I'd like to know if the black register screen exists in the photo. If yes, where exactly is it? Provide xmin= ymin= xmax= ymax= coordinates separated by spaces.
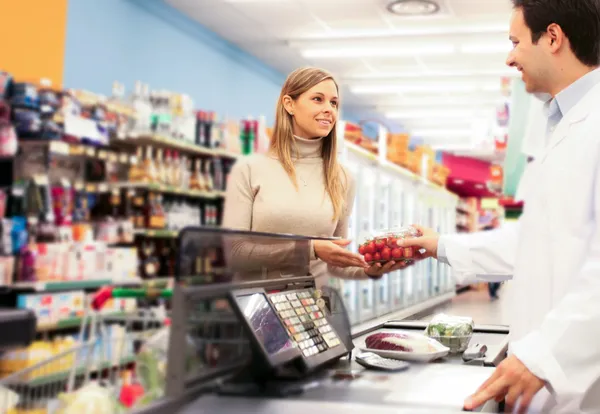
xmin=237 ymin=293 xmax=294 ymax=357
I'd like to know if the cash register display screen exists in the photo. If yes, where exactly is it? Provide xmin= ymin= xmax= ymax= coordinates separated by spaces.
xmin=237 ymin=293 xmax=294 ymax=357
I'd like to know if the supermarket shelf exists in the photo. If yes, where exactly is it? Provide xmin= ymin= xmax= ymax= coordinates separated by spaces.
xmin=11 ymin=278 xmax=144 ymax=292
xmin=134 ymin=228 xmax=179 ymax=238
xmin=119 ymin=134 xmax=239 ymax=159
xmin=120 ymin=182 xmax=225 ymax=199
xmin=19 ymin=140 xmax=137 ymax=165
xmin=22 ymin=355 xmax=136 ymax=387
xmin=36 ymin=312 xmax=128 ymax=332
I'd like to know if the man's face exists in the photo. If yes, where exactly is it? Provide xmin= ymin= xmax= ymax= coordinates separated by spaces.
xmin=506 ymin=8 xmax=550 ymax=94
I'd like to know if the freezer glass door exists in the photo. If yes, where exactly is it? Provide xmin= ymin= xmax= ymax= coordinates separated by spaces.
xmin=356 ymin=161 xmax=376 ymax=322
xmin=390 ymin=179 xmax=404 ymax=309
xmin=403 ymin=190 xmax=415 ymax=306
xmin=375 ymin=172 xmax=391 ymax=316
xmin=341 ymin=157 xmax=360 ymax=322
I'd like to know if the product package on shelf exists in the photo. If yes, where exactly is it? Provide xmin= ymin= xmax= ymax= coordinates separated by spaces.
xmin=15 ymin=241 xmax=139 ymax=284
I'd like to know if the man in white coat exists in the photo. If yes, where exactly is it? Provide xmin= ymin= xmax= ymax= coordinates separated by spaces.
xmin=400 ymin=0 xmax=600 ymax=412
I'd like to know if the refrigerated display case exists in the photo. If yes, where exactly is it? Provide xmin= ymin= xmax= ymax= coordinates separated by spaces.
xmin=355 ymin=156 xmax=377 ymax=322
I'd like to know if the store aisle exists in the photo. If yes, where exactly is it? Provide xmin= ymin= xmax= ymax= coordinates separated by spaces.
xmin=421 ymin=284 xmax=511 ymax=325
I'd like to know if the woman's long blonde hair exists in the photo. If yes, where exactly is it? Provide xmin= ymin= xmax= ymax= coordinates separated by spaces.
xmin=270 ymin=67 xmax=346 ymax=221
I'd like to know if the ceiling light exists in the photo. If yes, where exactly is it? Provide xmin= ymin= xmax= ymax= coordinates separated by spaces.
xmin=387 ymin=0 xmax=440 ymax=16
xmin=386 ymin=109 xmax=481 ymax=119
xmin=351 ymin=82 xmax=499 ymax=95
xmin=301 ymin=45 xmax=454 ymax=59
xmin=344 ymin=68 xmax=520 ymax=80
xmin=460 ymin=42 xmax=513 ymax=54
xmin=376 ymin=95 xmax=507 ymax=108
xmin=411 ymin=128 xmax=472 ymax=138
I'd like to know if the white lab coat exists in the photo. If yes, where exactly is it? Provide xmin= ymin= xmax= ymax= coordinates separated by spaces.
xmin=440 ymin=81 xmax=600 ymax=413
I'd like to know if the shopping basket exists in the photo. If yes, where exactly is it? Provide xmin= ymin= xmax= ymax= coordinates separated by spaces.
xmin=0 ymin=285 xmax=172 ymax=414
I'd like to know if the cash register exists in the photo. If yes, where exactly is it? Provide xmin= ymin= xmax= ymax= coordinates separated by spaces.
xmin=228 ymin=286 xmax=348 ymax=378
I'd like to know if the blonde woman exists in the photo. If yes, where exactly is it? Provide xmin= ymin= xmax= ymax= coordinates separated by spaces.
xmin=223 ymin=67 xmax=405 ymax=288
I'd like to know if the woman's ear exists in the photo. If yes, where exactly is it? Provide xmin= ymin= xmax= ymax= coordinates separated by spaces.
xmin=282 ymin=95 xmax=295 ymax=116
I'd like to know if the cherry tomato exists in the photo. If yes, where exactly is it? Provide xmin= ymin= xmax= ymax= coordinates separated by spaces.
xmin=375 ymin=240 xmax=385 ymax=251
xmin=365 ymin=241 xmax=376 ymax=254
xmin=391 ymin=248 xmax=403 ymax=259
xmin=364 ymin=253 xmax=373 ymax=263
xmin=387 ymin=237 xmax=397 ymax=248
xmin=403 ymin=247 xmax=414 ymax=258
xmin=358 ymin=245 xmax=366 ymax=255
xmin=381 ymin=247 xmax=391 ymax=261
xmin=374 ymin=252 xmax=382 ymax=261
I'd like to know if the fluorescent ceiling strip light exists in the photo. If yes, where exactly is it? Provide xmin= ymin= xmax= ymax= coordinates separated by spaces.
xmin=460 ymin=42 xmax=513 ymax=54
xmin=351 ymin=82 xmax=498 ymax=94
xmin=301 ymin=45 xmax=455 ymax=59
xmin=344 ymin=68 xmax=520 ymax=80
xmin=377 ymin=96 xmax=507 ymax=107
xmin=298 ymin=41 xmax=511 ymax=59
xmin=289 ymin=23 xmax=509 ymax=40
xmin=411 ymin=129 xmax=472 ymax=138
xmin=380 ymin=104 xmax=500 ymax=112
xmin=386 ymin=109 xmax=481 ymax=119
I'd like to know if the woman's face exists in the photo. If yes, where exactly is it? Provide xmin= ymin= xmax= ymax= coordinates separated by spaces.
xmin=284 ymin=79 xmax=339 ymax=139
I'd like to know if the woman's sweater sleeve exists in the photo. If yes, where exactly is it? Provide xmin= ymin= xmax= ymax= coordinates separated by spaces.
xmin=221 ymin=158 xmax=312 ymax=274
xmin=325 ymin=168 xmax=369 ymax=280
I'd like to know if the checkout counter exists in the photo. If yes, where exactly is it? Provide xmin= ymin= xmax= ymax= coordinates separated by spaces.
xmin=139 ymin=228 xmax=510 ymax=414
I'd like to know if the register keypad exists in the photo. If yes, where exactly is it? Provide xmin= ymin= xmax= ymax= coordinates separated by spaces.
xmin=269 ymin=289 xmax=341 ymax=357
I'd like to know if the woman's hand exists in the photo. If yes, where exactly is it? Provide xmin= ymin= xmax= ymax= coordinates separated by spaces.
xmin=364 ymin=261 xmax=409 ymax=279
xmin=314 ymin=239 xmax=369 ymax=268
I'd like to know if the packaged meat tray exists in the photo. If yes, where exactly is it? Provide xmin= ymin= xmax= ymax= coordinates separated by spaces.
xmin=361 ymin=330 xmax=449 ymax=362
xmin=358 ymin=226 xmax=422 ymax=265
xmin=424 ymin=313 xmax=474 ymax=354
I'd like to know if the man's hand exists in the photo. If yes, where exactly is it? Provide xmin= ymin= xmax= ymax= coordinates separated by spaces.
xmin=464 ymin=355 xmax=545 ymax=413
xmin=396 ymin=225 xmax=440 ymax=260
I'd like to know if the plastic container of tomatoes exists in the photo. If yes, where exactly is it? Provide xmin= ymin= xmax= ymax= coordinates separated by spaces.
xmin=358 ymin=226 xmax=422 ymax=265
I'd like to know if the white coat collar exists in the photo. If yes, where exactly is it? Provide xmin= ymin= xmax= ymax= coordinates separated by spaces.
xmin=539 ymin=81 xmax=600 ymax=162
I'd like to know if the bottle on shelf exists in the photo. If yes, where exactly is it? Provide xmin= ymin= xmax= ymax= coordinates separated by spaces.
xmin=146 ymin=193 xmax=166 ymax=229
xmin=190 ymin=159 xmax=205 ymax=191
xmin=163 ymin=149 xmax=173 ymax=186
xmin=130 ymin=81 xmax=152 ymax=137
xmin=240 ymin=119 xmax=255 ymax=155
xmin=142 ymin=146 xmax=158 ymax=183
xmin=213 ymin=158 xmax=224 ymax=191
xmin=171 ymin=151 xmax=180 ymax=187
xmin=129 ymin=147 xmax=144 ymax=182
xmin=195 ymin=111 xmax=206 ymax=147
xmin=203 ymin=159 xmax=214 ymax=191
xmin=204 ymin=111 xmax=215 ymax=148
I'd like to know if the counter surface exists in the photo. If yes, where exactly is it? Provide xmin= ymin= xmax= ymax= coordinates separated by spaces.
xmin=179 ymin=323 xmax=508 ymax=414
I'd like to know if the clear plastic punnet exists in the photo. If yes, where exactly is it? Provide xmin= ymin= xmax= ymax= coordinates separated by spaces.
xmin=357 ymin=226 xmax=422 ymax=265
xmin=424 ymin=313 xmax=474 ymax=354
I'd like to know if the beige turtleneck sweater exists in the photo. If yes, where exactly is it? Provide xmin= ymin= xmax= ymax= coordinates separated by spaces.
xmin=222 ymin=136 xmax=368 ymax=288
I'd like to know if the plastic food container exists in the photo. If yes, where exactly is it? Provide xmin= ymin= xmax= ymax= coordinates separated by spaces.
xmin=357 ymin=226 xmax=422 ymax=265
xmin=424 ymin=313 xmax=474 ymax=354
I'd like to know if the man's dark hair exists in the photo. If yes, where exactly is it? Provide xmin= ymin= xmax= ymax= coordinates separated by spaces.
xmin=512 ymin=0 xmax=600 ymax=66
